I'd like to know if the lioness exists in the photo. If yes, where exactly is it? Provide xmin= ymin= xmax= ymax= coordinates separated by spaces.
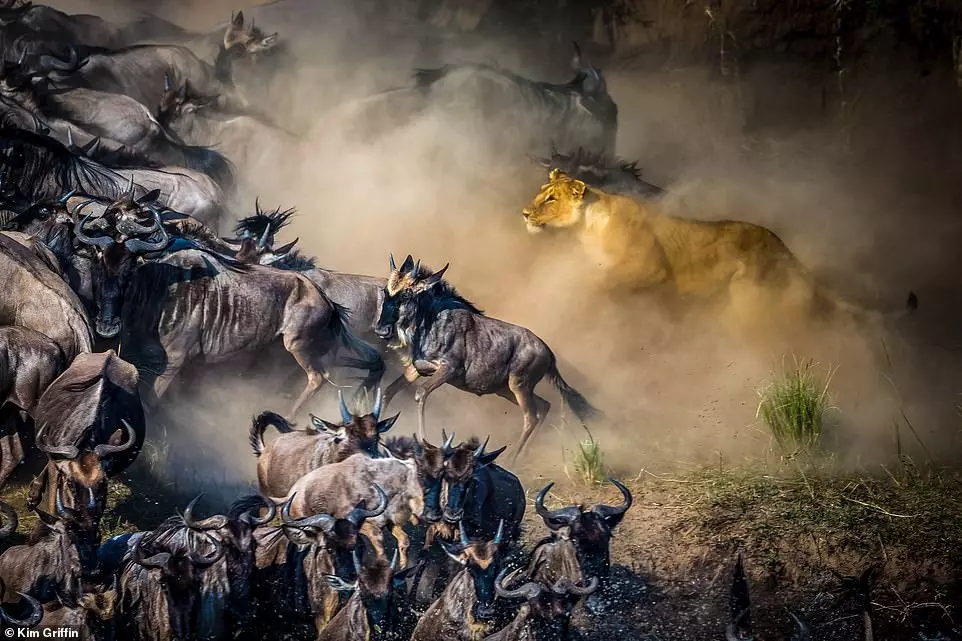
xmin=521 ymin=169 xmax=916 ymax=321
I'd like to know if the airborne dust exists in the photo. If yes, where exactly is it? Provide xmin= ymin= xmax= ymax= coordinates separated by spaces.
xmin=45 ymin=0 xmax=962 ymax=501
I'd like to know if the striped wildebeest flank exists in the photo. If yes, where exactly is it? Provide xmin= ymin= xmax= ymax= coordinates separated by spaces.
xmin=374 ymin=255 xmax=600 ymax=463
xmin=338 ymin=42 xmax=617 ymax=159
xmin=250 ymin=387 xmax=399 ymax=498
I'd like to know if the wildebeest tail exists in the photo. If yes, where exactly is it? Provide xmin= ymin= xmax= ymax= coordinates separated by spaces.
xmin=180 ymin=144 xmax=236 ymax=191
xmin=327 ymin=299 xmax=385 ymax=383
xmin=546 ymin=354 xmax=600 ymax=424
xmin=249 ymin=411 xmax=294 ymax=458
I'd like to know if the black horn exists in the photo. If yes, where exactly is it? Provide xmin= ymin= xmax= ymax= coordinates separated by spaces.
xmin=338 ymin=390 xmax=352 ymax=425
xmin=280 ymin=494 xmax=336 ymax=533
xmin=0 ymin=590 xmax=43 ymax=628
xmin=188 ymin=533 xmax=226 ymax=568
xmin=495 ymin=568 xmax=543 ymax=600
xmin=593 ymin=478 xmax=633 ymax=525
xmin=73 ymin=213 xmax=115 ymax=249
xmin=93 ymin=420 xmax=138 ymax=459
xmin=183 ymin=495 xmax=229 ymax=531
xmin=534 ymin=482 xmax=581 ymax=531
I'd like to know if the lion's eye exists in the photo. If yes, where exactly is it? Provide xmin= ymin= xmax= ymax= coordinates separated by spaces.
xmin=544 ymin=196 xmax=556 ymax=204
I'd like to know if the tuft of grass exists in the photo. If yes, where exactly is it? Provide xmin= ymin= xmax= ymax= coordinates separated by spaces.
xmin=756 ymin=356 xmax=837 ymax=456
xmin=573 ymin=436 xmax=606 ymax=486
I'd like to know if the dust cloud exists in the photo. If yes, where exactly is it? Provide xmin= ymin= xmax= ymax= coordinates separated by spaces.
xmin=47 ymin=0 xmax=962 ymax=501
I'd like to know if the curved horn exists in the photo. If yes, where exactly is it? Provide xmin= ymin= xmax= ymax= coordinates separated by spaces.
xmin=353 ymin=547 xmax=362 ymax=576
xmin=592 ymin=478 xmax=633 ymax=522
xmin=40 ymin=46 xmax=77 ymax=71
xmin=534 ymin=482 xmax=580 ymax=531
xmin=188 ymin=533 xmax=226 ymax=568
xmin=495 ymin=568 xmax=543 ymax=600
xmin=80 ymin=137 xmax=100 ymax=156
xmin=567 ymin=576 xmax=600 ymax=596
xmin=390 ymin=548 xmax=398 ymax=572
xmin=493 ymin=519 xmax=504 ymax=545
xmin=17 ymin=49 xmax=25 ymax=66
xmin=117 ymin=214 xmax=161 ymax=237
xmin=360 ymin=484 xmax=388 ymax=519
xmin=0 ymin=591 xmax=43 ymax=628
xmin=73 ymin=213 xmax=115 ymax=249
xmin=0 ymin=500 xmax=18 ymax=538
xmin=93 ymin=420 xmax=138 ymax=459
xmin=389 ymin=253 xmax=396 ymax=272
xmin=163 ymin=73 xmax=171 ymax=92
xmin=125 ymin=211 xmax=169 ymax=254
xmin=183 ymin=495 xmax=229 ymax=531
xmin=66 ymin=128 xmax=74 ymax=148
xmin=460 ymin=520 xmax=469 ymax=547
xmin=474 ymin=436 xmax=490 ymax=459
xmin=57 ymin=189 xmax=76 ymax=205
xmin=441 ymin=431 xmax=455 ymax=453
xmin=131 ymin=536 xmax=171 ymax=571
xmin=280 ymin=494 xmax=336 ymax=533
xmin=87 ymin=487 xmax=96 ymax=511
xmin=371 ymin=386 xmax=382 ymax=419
xmin=246 ymin=496 xmax=277 ymax=526
xmin=257 ymin=222 xmax=270 ymax=249
xmin=338 ymin=390 xmax=352 ymax=425
xmin=124 ymin=174 xmax=135 ymax=199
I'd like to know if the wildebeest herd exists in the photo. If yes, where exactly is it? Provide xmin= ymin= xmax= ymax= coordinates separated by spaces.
xmin=0 ymin=1 xmax=912 ymax=639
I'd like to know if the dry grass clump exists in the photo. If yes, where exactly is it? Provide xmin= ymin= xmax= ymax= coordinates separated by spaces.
xmin=756 ymin=356 xmax=837 ymax=456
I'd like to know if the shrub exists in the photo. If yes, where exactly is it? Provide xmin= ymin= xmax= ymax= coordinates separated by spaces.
xmin=756 ymin=356 xmax=836 ymax=455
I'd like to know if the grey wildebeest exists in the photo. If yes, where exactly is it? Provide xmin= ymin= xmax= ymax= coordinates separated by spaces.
xmin=410 ymin=521 xmax=507 ymax=641
xmin=483 ymin=570 xmax=599 ymax=641
xmin=319 ymin=549 xmax=412 ymax=641
xmin=0 ymin=487 xmax=100 ymax=605
xmin=374 ymin=255 xmax=599 ymax=462
xmin=28 ymin=349 xmax=144 ymax=522
xmin=528 ymin=147 xmax=667 ymax=200
xmin=38 ymin=579 xmax=118 ymax=641
xmin=0 ymin=227 xmax=92 ymax=361
xmin=115 ymin=525 xmax=225 ymax=641
xmin=0 ymin=326 xmax=65 ymax=487
xmin=530 ymin=479 xmax=632 ymax=613
xmin=339 ymin=42 xmax=616 ymax=158
xmin=249 ymin=491 xmax=386 ymax=637
xmin=278 ymin=452 xmax=425 ymax=568
xmin=103 ymin=246 xmax=383 ymax=412
xmin=250 ymin=387 xmax=399 ymax=498
xmin=0 ymin=124 xmax=227 ymax=226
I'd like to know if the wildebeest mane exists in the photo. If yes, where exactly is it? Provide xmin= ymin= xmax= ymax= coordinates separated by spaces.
xmin=232 ymin=204 xmax=295 ymax=239
xmin=266 ymin=249 xmax=315 ymax=271
xmin=411 ymin=263 xmax=483 ymax=315
xmin=542 ymin=146 xmax=665 ymax=198
xmin=0 ymin=124 xmax=121 ymax=200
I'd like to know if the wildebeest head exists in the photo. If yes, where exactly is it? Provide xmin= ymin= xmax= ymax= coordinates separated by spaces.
xmin=442 ymin=436 xmax=507 ymax=524
xmin=230 ymin=199 xmax=297 ymax=264
xmin=375 ymin=253 xmax=454 ymax=342
xmin=0 ymin=578 xmax=43 ymax=630
xmin=0 ymin=53 xmax=47 ymax=95
xmin=495 ymin=568 xmax=599 ymax=638
xmin=385 ymin=432 xmax=455 ymax=523
xmin=0 ymin=499 xmax=17 ymax=538
xmin=534 ymin=478 xmax=632 ymax=580
xmin=327 ymin=548 xmax=411 ymax=638
xmin=438 ymin=519 xmax=505 ymax=622
xmin=72 ymin=183 xmax=169 ymax=338
xmin=224 ymin=11 xmax=279 ymax=58
xmin=31 ymin=486 xmax=100 ymax=580
xmin=157 ymin=75 xmax=217 ymax=128
xmin=310 ymin=388 xmax=399 ymax=459
xmin=281 ymin=486 xmax=387 ymax=579
xmin=129 ymin=530 xmax=225 ymax=641
xmin=570 ymin=42 xmax=607 ymax=100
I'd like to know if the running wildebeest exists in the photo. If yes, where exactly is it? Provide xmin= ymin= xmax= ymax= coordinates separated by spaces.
xmin=0 ymin=227 xmax=92 ymax=361
xmin=319 ymin=549 xmax=411 ymax=641
xmin=250 ymin=388 xmax=399 ymax=498
xmin=0 ymin=326 xmax=65 ymax=488
xmin=278 ymin=453 xmax=424 ymax=568
xmin=530 ymin=479 xmax=632 ymax=613
xmin=105 ymin=246 xmax=382 ymax=412
xmin=484 ymin=569 xmax=599 ymax=641
xmin=338 ymin=42 xmax=617 ymax=158
xmin=375 ymin=255 xmax=599 ymax=462
xmin=0 ymin=124 xmax=228 ymax=225
xmin=28 ymin=350 xmax=143 ymax=524
xmin=0 ymin=487 xmax=100 ymax=605
xmin=410 ymin=520 xmax=507 ymax=641
xmin=528 ymin=147 xmax=666 ymax=200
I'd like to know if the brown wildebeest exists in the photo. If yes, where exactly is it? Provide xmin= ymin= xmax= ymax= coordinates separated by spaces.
xmin=483 ymin=569 xmax=598 ymax=641
xmin=250 ymin=387 xmax=399 ymax=497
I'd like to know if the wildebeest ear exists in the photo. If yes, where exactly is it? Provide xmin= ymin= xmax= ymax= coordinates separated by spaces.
xmin=376 ymin=413 xmax=400 ymax=434
xmin=326 ymin=575 xmax=358 ymax=592
xmin=310 ymin=415 xmax=342 ymax=434
xmin=478 ymin=446 xmax=506 ymax=467
xmin=34 ymin=508 xmax=59 ymax=527
xmin=398 ymin=254 xmax=415 ymax=274
xmin=137 ymin=189 xmax=161 ymax=204
xmin=231 ymin=11 xmax=245 ymax=28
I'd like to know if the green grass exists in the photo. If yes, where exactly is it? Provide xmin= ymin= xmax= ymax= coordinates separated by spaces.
xmin=756 ymin=356 xmax=837 ymax=456
xmin=572 ymin=436 xmax=607 ymax=486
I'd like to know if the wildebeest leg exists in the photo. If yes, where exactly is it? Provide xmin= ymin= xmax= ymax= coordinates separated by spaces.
xmin=360 ymin=521 xmax=386 ymax=558
xmin=507 ymin=378 xmax=551 ymax=465
xmin=392 ymin=523 xmax=410 ymax=569
xmin=0 ymin=408 xmax=24 ymax=488
xmin=382 ymin=364 xmax=420 ymax=409
xmin=285 ymin=334 xmax=332 ymax=416
xmin=413 ymin=361 xmax=454 ymax=440
xmin=27 ymin=464 xmax=48 ymax=511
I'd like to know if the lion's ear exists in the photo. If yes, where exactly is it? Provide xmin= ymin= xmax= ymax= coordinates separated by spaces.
xmin=571 ymin=179 xmax=586 ymax=197
xmin=549 ymin=168 xmax=563 ymax=181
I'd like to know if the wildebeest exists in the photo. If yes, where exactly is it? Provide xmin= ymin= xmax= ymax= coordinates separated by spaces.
xmin=339 ymin=42 xmax=616 ymax=158
xmin=278 ymin=452 xmax=424 ymax=568
xmin=38 ymin=579 xmax=118 ymax=641
xmin=28 ymin=350 xmax=144 ymax=522
xmin=250 ymin=388 xmax=399 ymax=498
xmin=440 ymin=437 xmax=525 ymax=544
xmin=115 ymin=526 xmax=225 ymax=641
xmin=528 ymin=147 xmax=666 ymax=200
xmin=103 ymin=246 xmax=382 ymax=412
xmin=0 ymin=326 xmax=65 ymax=487
xmin=529 ymin=479 xmax=631 ymax=612
xmin=484 ymin=569 xmax=599 ymax=641
xmin=410 ymin=521 xmax=506 ymax=641
xmin=375 ymin=255 xmax=599 ymax=462
xmin=0 ymin=227 xmax=92 ymax=361
xmin=0 ymin=124 xmax=228 ymax=225
xmin=0 ymin=487 xmax=100 ymax=605
xmin=319 ymin=549 xmax=411 ymax=641
xmin=250 ymin=492 xmax=385 ymax=636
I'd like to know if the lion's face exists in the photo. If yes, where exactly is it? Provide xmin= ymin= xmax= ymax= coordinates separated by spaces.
xmin=521 ymin=169 xmax=587 ymax=234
